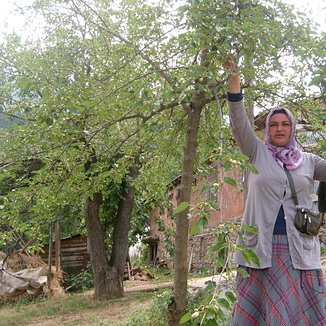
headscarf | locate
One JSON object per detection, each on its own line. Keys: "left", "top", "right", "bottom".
{"left": 265, "top": 107, "right": 303, "bottom": 170}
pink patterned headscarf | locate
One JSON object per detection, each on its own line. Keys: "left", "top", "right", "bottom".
{"left": 265, "top": 107, "right": 303, "bottom": 170}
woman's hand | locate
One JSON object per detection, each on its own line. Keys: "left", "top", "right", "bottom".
{"left": 222, "top": 54, "right": 237, "bottom": 72}
{"left": 223, "top": 54, "right": 241, "bottom": 94}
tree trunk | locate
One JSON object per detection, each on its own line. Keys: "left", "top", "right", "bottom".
{"left": 84, "top": 192, "right": 123, "bottom": 299}
{"left": 169, "top": 91, "right": 205, "bottom": 325}
{"left": 109, "top": 164, "right": 139, "bottom": 285}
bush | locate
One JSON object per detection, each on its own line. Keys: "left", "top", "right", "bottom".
{"left": 124, "top": 291, "right": 171, "bottom": 326}
{"left": 181, "top": 281, "right": 234, "bottom": 325}
{"left": 130, "top": 242, "right": 148, "bottom": 267}
{"left": 68, "top": 266, "right": 94, "bottom": 292}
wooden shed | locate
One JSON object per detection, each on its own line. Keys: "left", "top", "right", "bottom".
{"left": 39, "top": 234, "right": 91, "bottom": 276}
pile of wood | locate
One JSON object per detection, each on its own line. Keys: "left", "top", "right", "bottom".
{"left": 156, "top": 259, "right": 168, "bottom": 269}
{"left": 124, "top": 264, "right": 155, "bottom": 281}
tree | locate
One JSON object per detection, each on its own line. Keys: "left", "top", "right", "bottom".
{"left": 167, "top": 0, "right": 325, "bottom": 323}
{"left": 0, "top": 0, "right": 188, "bottom": 299}
{"left": 0, "top": 0, "right": 324, "bottom": 321}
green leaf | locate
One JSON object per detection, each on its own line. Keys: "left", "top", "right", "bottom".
{"left": 179, "top": 312, "right": 192, "bottom": 323}
{"left": 224, "top": 177, "right": 237, "bottom": 187}
{"left": 101, "top": 171, "right": 111, "bottom": 178}
{"left": 198, "top": 216, "right": 208, "bottom": 230}
{"left": 205, "top": 308, "right": 217, "bottom": 319}
{"left": 243, "top": 163, "right": 259, "bottom": 174}
{"left": 237, "top": 231, "right": 245, "bottom": 240}
{"left": 237, "top": 267, "right": 250, "bottom": 278}
{"left": 149, "top": 124, "right": 160, "bottom": 134}
{"left": 190, "top": 221, "right": 200, "bottom": 236}
{"left": 223, "top": 161, "right": 232, "bottom": 171}
{"left": 190, "top": 217, "right": 208, "bottom": 236}
{"left": 214, "top": 256, "right": 226, "bottom": 267}
{"left": 200, "top": 181, "right": 211, "bottom": 195}
{"left": 242, "top": 225, "right": 259, "bottom": 234}
{"left": 132, "top": 100, "right": 143, "bottom": 110}
{"left": 205, "top": 201, "right": 220, "bottom": 211}
{"left": 45, "top": 118, "right": 53, "bottom": 126}
{"left": 242, "top": 249, "right": 260, "bottom": 268}
{"left": 225, "top": 291, "right": 237, "bottom": 304}
{"left": 216, "top": 308, "right": 226, "bottom": 321}
{"left": 237, "top": 154, "right": 249, "bottom": 160}
{"left": 206, "top": 319, "right": 219, "bottom": 326}
{"left": 217, "top": 297, "right": 231, "bottom": 310}
{"left": 174, "top": 202, "right": 189, "bottom": 214}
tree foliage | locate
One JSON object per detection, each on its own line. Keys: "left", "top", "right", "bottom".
{"left": 0, "top": 0, "right": 325, "bottom": 320}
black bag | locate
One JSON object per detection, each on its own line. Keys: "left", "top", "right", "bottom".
{"left": 294, "top": 207, "right": 322, "bottom": 236}
{"left": 285, "top": 167, "right": 322, "bottom": 236}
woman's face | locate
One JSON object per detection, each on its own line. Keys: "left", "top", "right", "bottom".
{"left": 268, "top": 113, "right": 291, "bottom": 147}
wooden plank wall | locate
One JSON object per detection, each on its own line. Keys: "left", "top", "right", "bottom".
{"left": 39, "top": 235, "right": 90, "bottom": 274}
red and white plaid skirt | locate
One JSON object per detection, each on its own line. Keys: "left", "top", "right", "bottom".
{"left": 232, "top": 235, "right": 326, "bottom": 326}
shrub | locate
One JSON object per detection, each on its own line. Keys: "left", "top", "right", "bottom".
{"left": 124, "top": 291, "right": 171, "bottom": 326}
{"left": 68, "top": 266, "right": 94, "bottom": 292}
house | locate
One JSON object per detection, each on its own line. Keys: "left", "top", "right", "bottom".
{"left": 143, "top": 164, "right": 245, "bottom": 273}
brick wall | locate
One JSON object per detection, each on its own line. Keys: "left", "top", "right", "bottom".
{"left": 145, "top": 165, "right": 245, "bottom": 271}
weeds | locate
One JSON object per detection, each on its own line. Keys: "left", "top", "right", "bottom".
{"left": 122, "top": 291, "right": 171, "bottom": 326}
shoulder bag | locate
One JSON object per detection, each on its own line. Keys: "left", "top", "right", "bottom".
{"left": 284, "top": 167, "right": 322, "bottom": 236}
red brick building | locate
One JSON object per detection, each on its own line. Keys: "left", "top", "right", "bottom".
{"left": 143, "top": 163, "right": 246, "bottom": 273}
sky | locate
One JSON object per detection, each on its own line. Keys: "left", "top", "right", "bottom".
{"left": 0, "top": 0, "right": 36, "bottom": 35}
{"left": 0, "top": 0, "right": 325, "bottom": 35}
{"left": 283, "top": 0, "right": 325, "bottom": 27}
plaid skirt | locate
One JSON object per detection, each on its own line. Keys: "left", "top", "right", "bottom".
{"left": 231, "top": 235, "right": 326, "bottom": 326}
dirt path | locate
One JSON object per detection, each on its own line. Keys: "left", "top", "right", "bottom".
{"left": 16, "top": 263, "right": 326, "bottom": 326}
{"left": 124, "top": 280, "right": 174, "bottom": 292}
{"left": 23, "top": 280, "right": 174, "bottom": 326}
{"left": 25, "top": 293, "right": 151, "bottom": 326}
{"left": 22, "top": 277, "right": 229, "bottom": 326}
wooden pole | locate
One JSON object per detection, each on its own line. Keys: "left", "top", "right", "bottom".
{"left": 47, "top": 225, "right": 54, "bottom": 296}
{"left": 55, "top": 221, "right": 61, "bottom": 271}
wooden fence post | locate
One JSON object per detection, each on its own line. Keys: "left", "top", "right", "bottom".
{"left": 55, "top": 221, "right": 61, "bottom": 271}
{"left": 47, "top": 225, "right": 54, "bottom": 296}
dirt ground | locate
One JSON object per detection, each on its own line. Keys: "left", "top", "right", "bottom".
{"left": 25, "top": 299, "right": 137, "bottom": 325}
{"left": 23, "top": 277, "right": 230, "bottom": 326}
{"left": 14, "top": 260, "right": 326, "bottom": 325}
{"left": 24, "top": 280, "right": 175, "bottom": 326}
{"left": 26, "top": 293, "right": 151, "bottom": 326}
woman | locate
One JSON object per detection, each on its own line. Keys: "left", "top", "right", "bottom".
{"left": 225, "top": 61, "right": 326, "bottom": 325}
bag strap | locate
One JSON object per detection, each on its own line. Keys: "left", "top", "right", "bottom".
{"left": 285, "top": 166, "right": 323, "bottom": 227}
{"left": 317, "top": 181, "right": 326, "bottom": 213}
{"left": 284, "top": 166, "right": 299, "bottom": 206}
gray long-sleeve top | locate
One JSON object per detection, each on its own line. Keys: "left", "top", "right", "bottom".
{"left": 229, "top": 100, "right": 326, "bottom": 270}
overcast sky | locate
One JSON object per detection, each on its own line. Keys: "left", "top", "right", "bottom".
{"left": 284, "top": 0, "right": 325, "bottom": 27}
{"left": 1, "top": 0, "right": 325, "bottom": 35}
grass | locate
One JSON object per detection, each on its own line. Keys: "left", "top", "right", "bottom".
{"left": 0, "top": 267, "right": 174, "bottom": 326}
{"left": 0, "top": 290, "right": 156, "bottom": 326}
{"left": 0, "top": 268, "right": 240, "bottom": 325}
